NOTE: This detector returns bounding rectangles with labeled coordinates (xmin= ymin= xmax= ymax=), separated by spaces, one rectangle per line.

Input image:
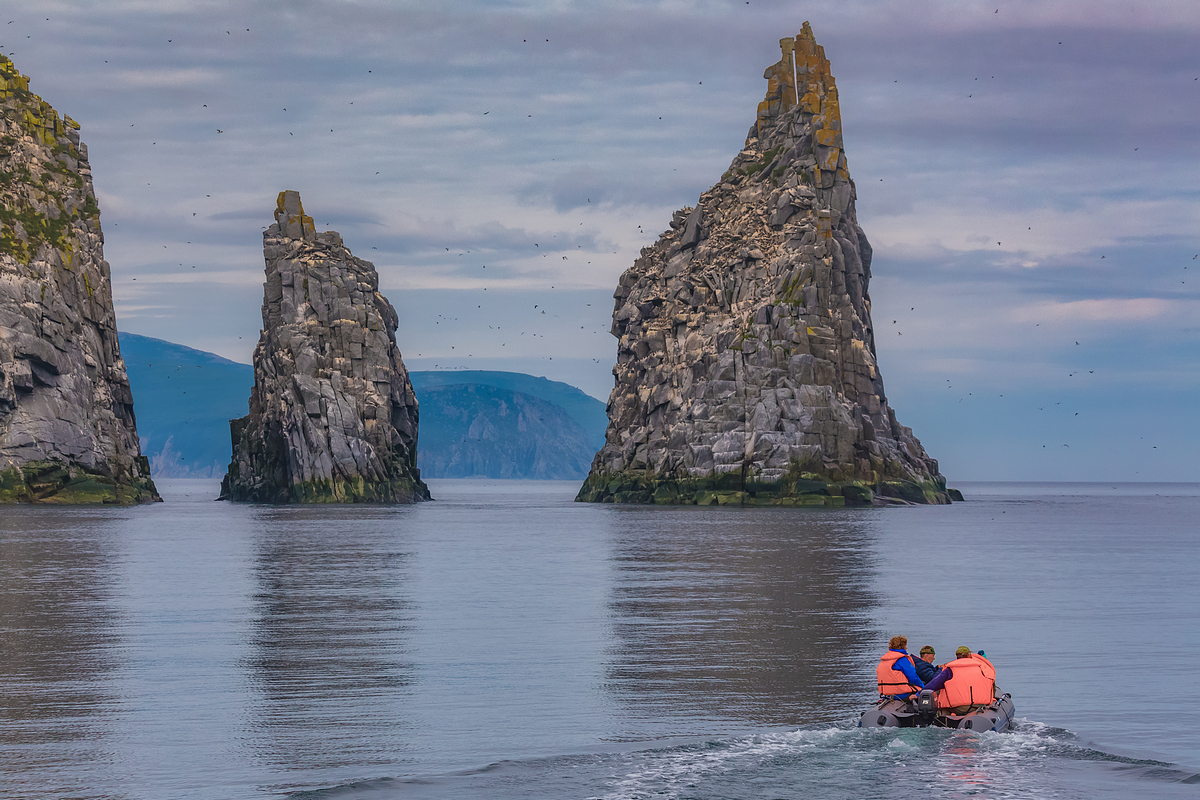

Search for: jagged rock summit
xmin=0 ymin=56 xmax=158 ymax=504
xmin=578 ymin=23 xmax=953 ymax=507
xmin=220 ymin=191 xmax=429 ymax=503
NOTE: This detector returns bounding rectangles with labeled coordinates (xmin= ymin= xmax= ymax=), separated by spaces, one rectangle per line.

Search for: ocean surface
xmin=1 ymin=480 xmax=1197 ymax=799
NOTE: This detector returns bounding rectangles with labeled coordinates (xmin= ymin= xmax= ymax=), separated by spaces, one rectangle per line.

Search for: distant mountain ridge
xmin=408 ymin=370 xmax=607 ymax=451
xmin=118 ymin=333 xmax=607 ymax=481
xmin=119 ymin=333 xmax=254 ymax=478
xmin=415 ymin=384 xmax=595 ymax=479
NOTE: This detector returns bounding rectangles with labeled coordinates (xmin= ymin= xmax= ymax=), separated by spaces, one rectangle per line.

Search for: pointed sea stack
xmin=220 ymin=192 xmax=429 ymax=503
xmin=0 ymin=56 xmax=159 ymax=504
xmin=578 ymin=24 xmax=951 ymax=507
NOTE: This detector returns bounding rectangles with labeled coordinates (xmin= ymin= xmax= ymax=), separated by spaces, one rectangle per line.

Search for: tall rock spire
xmin=577 ymin=24 xmax=952 ymax=507
xmin=0 ymin=56 xmax=159 ymax=504
xmin=219 ymin=191 xmax=430 ymax=504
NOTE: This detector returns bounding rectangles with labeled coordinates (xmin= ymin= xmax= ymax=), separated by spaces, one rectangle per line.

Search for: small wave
xmin=289 ymin=721 xmax=1200 ymax=800
xmin=599 ymin=728 xmax=857 ymax=800
xmin=598 ymin=721 xmax=1200 ymax=800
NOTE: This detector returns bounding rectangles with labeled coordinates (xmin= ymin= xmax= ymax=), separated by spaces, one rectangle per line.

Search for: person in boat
xmin=923 ymin=646 xmax=997 ymax=713
xmin=876 ymin=635 xmax=925 ymax=699
xmin=914 ymin=645 xmax=940 ymax=683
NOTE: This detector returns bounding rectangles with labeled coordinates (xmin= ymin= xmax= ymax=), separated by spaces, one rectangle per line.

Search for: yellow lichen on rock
xmin=757 ymin=20 xmax=845 ymax=161
xmin=275 ymin=190 xmax=315 ymax=240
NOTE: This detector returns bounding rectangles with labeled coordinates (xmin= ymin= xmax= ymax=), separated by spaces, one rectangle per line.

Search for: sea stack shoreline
xmin=0 ymin=55 xmax=159 ymax=504
xmin=578 ymin=23 xmax=955 ymax=507
xmin=219 ymin=191 xmax=429 ymax=504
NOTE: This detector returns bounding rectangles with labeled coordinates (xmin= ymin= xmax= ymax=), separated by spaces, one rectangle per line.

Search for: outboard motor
xmin=915 ymin=689 xmax=936 ymax=715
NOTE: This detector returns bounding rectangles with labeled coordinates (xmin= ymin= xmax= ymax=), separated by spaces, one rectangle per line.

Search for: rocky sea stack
xmin=578 ymin=24 xmax=953 ymax=508
xmin=220 ymin=191 xmax=429 ymax=503
xmin=0 ymin=56 xmax=158 ymax=504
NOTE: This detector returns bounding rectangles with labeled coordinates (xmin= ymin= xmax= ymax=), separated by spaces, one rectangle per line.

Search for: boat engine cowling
xmin=915 ymin=689 xmax=936 ymax=714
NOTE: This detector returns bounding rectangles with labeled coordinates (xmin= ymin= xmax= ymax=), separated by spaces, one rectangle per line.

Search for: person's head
xmin=889 ymin=635 xmax=908 ymax=651
xmin=919 ymin=645 xmax=936 ymax=663
xmin=955 ymin=646 xmax=971 ymax=659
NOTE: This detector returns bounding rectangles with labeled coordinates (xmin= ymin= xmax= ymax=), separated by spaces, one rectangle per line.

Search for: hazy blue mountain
xmin=408 ymin=370 xmax=607 ymax=451
xmin=119 ymin=332 xmax=254 ymax=478
xmin=415 ymin=384 xmax=595 ymax=479
xmin=119 ymin=335 xmax=607 ymax=480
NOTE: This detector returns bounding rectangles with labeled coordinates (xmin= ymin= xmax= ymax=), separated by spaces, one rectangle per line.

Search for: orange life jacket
xmin=876 ymin=650 xmax=920 ymax=697
xmin=933 ymin=653 xmax=996 ymax=709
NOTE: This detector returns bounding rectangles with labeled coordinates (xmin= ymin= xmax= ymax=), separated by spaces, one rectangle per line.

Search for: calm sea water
xmin=1 ymin=479 xmax=1197 ymax=799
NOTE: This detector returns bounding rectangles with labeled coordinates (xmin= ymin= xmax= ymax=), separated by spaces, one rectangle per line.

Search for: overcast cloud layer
xmin=5 ymin=0 xmax=1197 ymax=481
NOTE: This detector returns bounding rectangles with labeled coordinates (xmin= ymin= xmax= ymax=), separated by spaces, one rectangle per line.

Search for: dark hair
xmin=889 ymin=635 xmax=908 ymax=650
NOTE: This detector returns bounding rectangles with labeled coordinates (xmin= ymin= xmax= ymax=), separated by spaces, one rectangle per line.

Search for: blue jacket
xmin=889 ymin=649 xmax=925 ymax=697
xmin=914 ymin=657 xmax=939 ymax=683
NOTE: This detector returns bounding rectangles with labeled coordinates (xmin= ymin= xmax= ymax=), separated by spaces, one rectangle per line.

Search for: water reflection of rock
xmin=244 ymin=507 xmax=417 ymax=773
xmin=604 ymin=509 xmax=879 ymax=727
xmin=0 ymin=509 xmax=124 ymax=795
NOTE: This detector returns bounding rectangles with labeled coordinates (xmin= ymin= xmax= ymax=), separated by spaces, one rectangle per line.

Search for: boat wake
xmin=291 ymin=720 xmax=1200 ymax=800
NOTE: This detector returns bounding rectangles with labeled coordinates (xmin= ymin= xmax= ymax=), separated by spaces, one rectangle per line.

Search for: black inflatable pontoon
xmin=858 ymin=689 xmax=1015 ymax=732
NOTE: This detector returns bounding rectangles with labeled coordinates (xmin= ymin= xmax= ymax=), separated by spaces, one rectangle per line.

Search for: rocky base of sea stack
xmin=0 ymin=457 xmax=160 ymax=504
xmin=219 ymin=416 xmax=429 ymax=504
xmin=577 ymin=465 xmax=959 ymax=507
xmin=218 ymin=473 xmax=427 ymax=504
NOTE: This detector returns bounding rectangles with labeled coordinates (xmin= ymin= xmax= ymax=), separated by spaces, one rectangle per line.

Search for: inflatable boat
xmin=858 ymin=689 xmax=1015 ymax=732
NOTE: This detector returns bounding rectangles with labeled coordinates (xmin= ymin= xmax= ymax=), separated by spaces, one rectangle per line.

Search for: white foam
xmin=596 ymin=720 xmax=1137 ymax=800
xmin=599 ymin=728 xmax=857 ymax=800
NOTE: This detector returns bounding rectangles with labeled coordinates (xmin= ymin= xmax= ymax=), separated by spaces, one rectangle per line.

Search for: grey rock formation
xmin=578 ymin=23 xmax=950 ymax=507
xmin=0 ymin=56 xmax=158 ymax=504
xmin=219 ymin=191 xmax=430 ymax=503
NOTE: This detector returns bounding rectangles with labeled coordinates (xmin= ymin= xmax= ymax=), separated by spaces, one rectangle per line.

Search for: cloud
xmin=864 ymin=197 xmax=1200 ymax=262
xmin=118 ymin=269 xmax=265 ymax=287
xmin=1010 ymin=297 xmax=1195 ymax=324
xmin=112 ymin=66 xmax=220 ymax=88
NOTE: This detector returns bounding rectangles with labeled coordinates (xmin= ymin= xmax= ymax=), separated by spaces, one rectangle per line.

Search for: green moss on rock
xmin=577 ymin=460 xmax=951 ymax=507
xmin=0 ymin=458 xmax=161 ymax=505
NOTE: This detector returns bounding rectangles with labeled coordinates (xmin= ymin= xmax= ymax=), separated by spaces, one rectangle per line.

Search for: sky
xmin=5 ymin=0 xmax=1198 ymax=481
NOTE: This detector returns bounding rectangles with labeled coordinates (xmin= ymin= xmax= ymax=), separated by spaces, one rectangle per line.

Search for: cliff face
xmin=220 ymin=191 xmax=429 ymax=503
xmin=0 ymin=56 xmax=158 ymax=504
xmin=416 ymin=383 xmax=597 ymax=479
xmin=578 ymin=23 xmax=950 ymax=507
